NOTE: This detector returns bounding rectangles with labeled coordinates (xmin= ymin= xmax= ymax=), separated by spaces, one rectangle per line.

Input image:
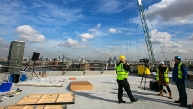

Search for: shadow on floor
xmin=66 ymin=84 xmax=118 ymax=103
xmin=111 ymin=89 xmax=192 ymax=109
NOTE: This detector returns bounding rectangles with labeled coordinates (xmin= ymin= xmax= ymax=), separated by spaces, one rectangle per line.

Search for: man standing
xmin=172 ymin=56 xmax=188 ymax=107
xmin=116 ymin=55 xmax=138 ymax=103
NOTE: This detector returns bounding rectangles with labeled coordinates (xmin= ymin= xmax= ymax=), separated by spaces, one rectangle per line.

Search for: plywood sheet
xmin=58 ymin=93 xmax=74 ymax=98
xmin=17 ymin=98 xmax=40 ymax=105
xmin=25 ymin=94 xmax=43 ymax=99
xmin=41 ymin=94 xmax=59 ymax=98
xmin=16 ymin=93 xmax=74 ymax=105
xmin=44 ymin=105 xmax=67 ymax=109
xmin=37 ymin=98 xmax=57 ymax=104
xmin=22 ymin=105 xmax=45 ymax=109
xmin=0 ymin=105 xmax=25 ymax=109
xmin=0 ymin=105 xmax=67 ymax=109
xmin=56 ymin=97 xmax=74 ymax=103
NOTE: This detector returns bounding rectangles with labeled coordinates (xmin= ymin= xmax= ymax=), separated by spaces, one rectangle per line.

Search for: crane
xmin=137 ymin=0 xmax=155 ymax=64
xmin=137 ymin=0 xmax=157 ymax=90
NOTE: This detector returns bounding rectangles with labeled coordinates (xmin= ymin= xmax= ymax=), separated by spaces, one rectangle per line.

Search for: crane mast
xmin=137 ymin=0 xmax=155 ymax=64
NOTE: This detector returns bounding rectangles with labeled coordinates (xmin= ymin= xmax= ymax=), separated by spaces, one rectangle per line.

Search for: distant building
xmin=108 ymin=57 xmax=112 ymax=64
xmin=7 ymin=40 xmax=25 ymax=72
xmin=113 ymin=56 xmax=117 ymax=64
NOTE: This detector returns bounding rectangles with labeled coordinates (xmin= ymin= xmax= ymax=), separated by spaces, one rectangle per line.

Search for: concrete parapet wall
xmin=44 ymin=70 xmax=116 ymax=76
xmin=0 ymin=70 xmax=117 ymax=80
xmin=0 ymin=73 xmax=9 ymax=81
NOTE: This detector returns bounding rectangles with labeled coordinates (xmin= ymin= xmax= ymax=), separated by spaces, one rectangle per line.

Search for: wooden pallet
xmin=0 ymin=105 xmax=67 ymax=109
xmin=15 ymin=93 xmax=75 ymax=105
xmin=70 ymin=81 xmax=93 ymax=90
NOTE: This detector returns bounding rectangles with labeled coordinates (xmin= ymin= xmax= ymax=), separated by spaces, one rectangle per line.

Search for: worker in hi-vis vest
xmin=172 ymin=56 xmax=187 ymax=107
xmin=156 ymin=61 xmax=172 ymax=99
xmin=116 ymin=55 xmax=138 ymax=103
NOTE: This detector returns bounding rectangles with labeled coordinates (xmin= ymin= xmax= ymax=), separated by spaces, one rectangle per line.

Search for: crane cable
xmin=125 ymin=0 xmax=132 ymax=61
xmin=144 ymin=10 xmax=168 ymax=62
xmin=125 ymin=0 xmax=129 ymax=60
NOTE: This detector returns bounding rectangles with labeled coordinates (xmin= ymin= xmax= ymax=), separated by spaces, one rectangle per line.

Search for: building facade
xmin=7 ymin=40 xmax=25 ymax=72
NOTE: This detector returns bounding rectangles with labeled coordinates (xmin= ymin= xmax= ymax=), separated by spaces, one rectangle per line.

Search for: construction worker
xmin=116 ymin=55 xmax=138 ymax=103
xmin=156 ymin=61 xmax=172 ymax=99
xmin=188 ymin=61 xmax=192 ymax=68
xmin=172 ymin=56 xmax=187 ymax=107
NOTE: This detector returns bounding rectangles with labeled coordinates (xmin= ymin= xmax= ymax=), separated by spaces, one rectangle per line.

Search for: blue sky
xmin=0 ymin=0 xmax=193 ymax=61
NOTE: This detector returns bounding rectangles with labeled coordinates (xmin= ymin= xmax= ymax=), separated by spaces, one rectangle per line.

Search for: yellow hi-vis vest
xmin=116 ymin=63 xmax=128 ymax=80
xmin=178 ymin=62 xmax=183 ymax=79
xmin=156 ymin=68 xmax=169 ymax=82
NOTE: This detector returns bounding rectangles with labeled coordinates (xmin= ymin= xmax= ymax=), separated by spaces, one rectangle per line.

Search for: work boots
xmin=168 ymin=92 xmax=172 ymax=99
xmin=118 ymin=100 xmax=126 ymax=104
xmin=131 ymin=98 xmax=138 ymax=102
xmin=157 ymin=90 xmax=163 ymax=96
xmin=130 ymin=97 xmax=138 ymax=102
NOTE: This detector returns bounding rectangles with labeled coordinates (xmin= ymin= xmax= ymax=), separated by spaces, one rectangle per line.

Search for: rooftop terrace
xmin=0 ymin=72 xmax=193 ymax=109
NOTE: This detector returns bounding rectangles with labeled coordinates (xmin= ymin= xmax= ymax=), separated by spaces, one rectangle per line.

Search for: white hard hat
xmin=160 ymin=61 xmax=164 ymax=64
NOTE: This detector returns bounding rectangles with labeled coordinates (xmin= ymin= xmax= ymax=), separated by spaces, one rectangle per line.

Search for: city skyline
xmin=0 ymin=0 xmax=193 ymax=61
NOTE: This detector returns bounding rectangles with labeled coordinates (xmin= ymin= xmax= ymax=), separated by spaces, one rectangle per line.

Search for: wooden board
xmin=0 ymin=105 xmax=25 ymax=109
xmin=17 ymin=98 xmax=40 ymax=105
xmin=0 ymin=105 xmax=67 ymax=109
xmin=69 ymin=77 xmax=76 ymax=80
xmin=70 ymin=81 xmax=93 ymax=90
xmin=16 ymin=82 xmax=63 ymax=87
xmin=16 ymin=93 xmax=74 ymax=105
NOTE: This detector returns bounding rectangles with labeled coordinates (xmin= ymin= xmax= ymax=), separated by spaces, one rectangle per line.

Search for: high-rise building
xmin=7 ymin=40 xmax=25 ymax=72
xmin=113 ymin=56 xmax=117 ymax=64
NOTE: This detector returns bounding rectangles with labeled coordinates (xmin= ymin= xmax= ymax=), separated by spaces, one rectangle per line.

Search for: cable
xmin=125 ymin=0 xmax=129 ymax=60
xmin=144 ymin=10 xmax=168 ymax=62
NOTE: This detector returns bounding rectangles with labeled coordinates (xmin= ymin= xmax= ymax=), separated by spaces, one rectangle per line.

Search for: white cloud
xmin=95 ymin=0 xmax=123 ymax=14
xmin=179 ymin=41 xmax=187 ymax=44
xmin=189 ymin=34 xmax=193 ymax=40
xmin=109 ymin=28 xmax=118 ymax=34
xmin=100 ymin=50 xmax=110 ymax=54
xmin=149 ymin=29 xmax=186 ymax=49
xmin=87 ymin=24 xmax=108 ymax=37
xmin=189 ymin=49 xmax=193 ymax=52
xmin=0 ymin=38 xmax=9 ymax=48
xmin=81 ymin=38 xmax=87 ymax=42
xmin=174 ymin=49 xmax=189 ymax=54
xmin=150 ymin=29 xmax=171 ymax=44
xmin=147 ymin=0 xmax=193 ymax=24
xmin=80 ymin=33 xmax=94 ymax=39
xmin=111 ymin=46 xmax=119 ymax=50
xmin=0 ymin=1 xmax=83 ymax=26
xmin=88 ymin=28 xmax=101 ymax=36
xmin=57 ymin=38 xmax=85 ymax=49
xmin=97 ymin=23 xmax=101 ymax=28
xmin=163 ymin=42 xmax=183 ymax=48
xmin=15 ymin=25 xmax=45 ymax=42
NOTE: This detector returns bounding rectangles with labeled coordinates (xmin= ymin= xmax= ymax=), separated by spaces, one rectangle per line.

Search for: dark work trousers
xmin=159 ymin=85 xmax=171 ymax=92
xmin=116 ymin=78 xmax=135 ymax=101
xmin=176 ymin=82 xmax=187 ymax=105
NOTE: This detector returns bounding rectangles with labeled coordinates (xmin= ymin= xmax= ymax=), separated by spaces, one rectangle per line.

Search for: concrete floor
xmin=0 ymin=74 xmax=193 ymax=109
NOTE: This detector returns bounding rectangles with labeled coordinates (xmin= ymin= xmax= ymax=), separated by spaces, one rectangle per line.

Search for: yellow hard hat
xmin=119 ymin=55 xmax=126 ymax=60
